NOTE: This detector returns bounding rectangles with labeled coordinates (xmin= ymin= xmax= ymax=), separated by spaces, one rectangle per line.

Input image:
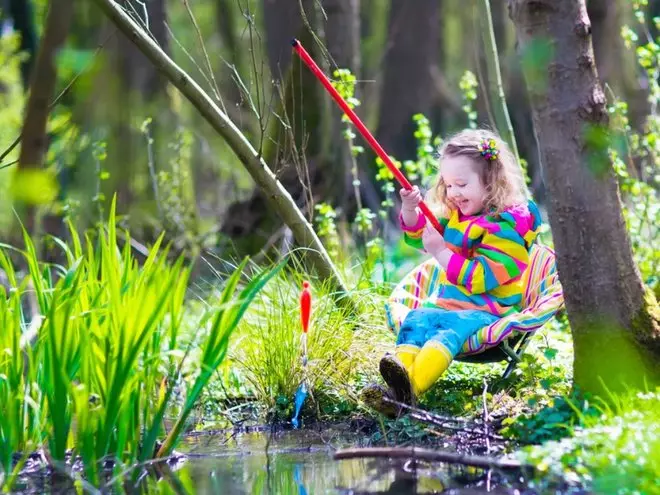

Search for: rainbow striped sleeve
xmin=400 ymin=212 xmax=447 ymax=250
xmin=446 ymin=221 xmax=529 ymax=294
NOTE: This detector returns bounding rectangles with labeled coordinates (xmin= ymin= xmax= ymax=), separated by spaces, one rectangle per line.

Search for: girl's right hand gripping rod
xmin=291 ymin=38 xmax=443 ymax=233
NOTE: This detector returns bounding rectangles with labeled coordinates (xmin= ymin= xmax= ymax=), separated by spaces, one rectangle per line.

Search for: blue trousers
xmin=396 ymin=307 xmax=499 ymax=358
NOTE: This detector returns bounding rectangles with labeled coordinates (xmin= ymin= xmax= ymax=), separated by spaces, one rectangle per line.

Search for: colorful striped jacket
xmin=401 ymin=201 xmax=542 ymax=317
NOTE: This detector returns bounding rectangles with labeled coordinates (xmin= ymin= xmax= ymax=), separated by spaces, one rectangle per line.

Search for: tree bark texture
xmin=509 ymin=0 xmax=660 ymax=394
xmin=375 ymin=0 xmax=440 ymax=162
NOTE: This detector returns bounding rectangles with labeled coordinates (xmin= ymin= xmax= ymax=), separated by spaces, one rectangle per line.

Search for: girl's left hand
xmin=422 ymin=225 xmax=446 ymax=256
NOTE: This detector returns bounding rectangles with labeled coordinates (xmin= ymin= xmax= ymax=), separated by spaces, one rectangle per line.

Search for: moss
xmin=631 ymin=286 xmax=660 ymax=352
xmin=629 ymin=287 xmax=660 ymax=386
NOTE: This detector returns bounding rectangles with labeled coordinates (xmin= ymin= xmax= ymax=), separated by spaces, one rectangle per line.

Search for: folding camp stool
xmin=385 ymin=243 xmax=564 ymax=380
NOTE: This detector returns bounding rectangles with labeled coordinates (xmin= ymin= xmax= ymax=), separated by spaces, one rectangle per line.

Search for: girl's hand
xmin=400 ymin=186 xmax=422 ymax=212
xmin=422 ymin=225 xmax=446 ymax=257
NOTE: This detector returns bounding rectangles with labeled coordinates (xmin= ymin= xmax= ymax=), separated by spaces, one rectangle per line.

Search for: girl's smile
xmin=440 ymin=155 xmax=487 ymax=216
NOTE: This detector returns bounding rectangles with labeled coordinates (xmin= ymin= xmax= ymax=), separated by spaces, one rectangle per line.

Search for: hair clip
xmin=479 ymin=138 xmax=499 ymax=161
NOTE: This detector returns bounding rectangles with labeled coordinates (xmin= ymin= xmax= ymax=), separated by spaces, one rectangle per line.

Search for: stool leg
xmin=501 ymin=332 xmax=535 ymax=380
xmin=502 ymin=359 xmax=517 ymax=380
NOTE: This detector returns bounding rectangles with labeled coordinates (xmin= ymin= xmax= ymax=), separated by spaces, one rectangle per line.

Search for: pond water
xmin=11 ymin=426 xmax=535 ymax=494
xmin=144 ymin=426 xmax=531 ymax=494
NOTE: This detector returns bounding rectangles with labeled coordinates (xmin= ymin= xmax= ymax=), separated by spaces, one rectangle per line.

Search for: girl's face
xmin=440 ymin=155 xmax=487 ymax=216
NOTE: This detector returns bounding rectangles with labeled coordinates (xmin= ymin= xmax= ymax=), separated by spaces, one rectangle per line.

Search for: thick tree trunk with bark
xmin=375 ymin=0 xmax=440 ymax=162
xmin=508 ymin=0 xmax=660 ymax=396
xmin=19 ymin=3 xmax=71 ymax=171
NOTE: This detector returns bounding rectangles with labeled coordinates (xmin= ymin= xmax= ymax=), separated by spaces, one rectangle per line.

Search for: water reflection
xmin=10 ymin=427 xmax=528 ymax=494
xmin=137 ymin=428 xmax=519 ymax=494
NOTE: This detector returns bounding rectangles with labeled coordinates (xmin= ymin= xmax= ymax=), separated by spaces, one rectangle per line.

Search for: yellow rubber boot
xmin=410 ymin=342 xmax=452 ymax=396
xmin=395 ymin=344 xmax=420 ymax=373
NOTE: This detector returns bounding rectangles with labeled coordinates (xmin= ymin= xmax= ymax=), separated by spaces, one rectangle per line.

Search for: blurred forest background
xmin=0 ymin=0 xmax=654 ymax=266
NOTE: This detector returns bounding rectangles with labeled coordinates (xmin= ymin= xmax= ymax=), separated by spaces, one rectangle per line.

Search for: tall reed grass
xmin=0 ymin=200 xmax=282 ymax=488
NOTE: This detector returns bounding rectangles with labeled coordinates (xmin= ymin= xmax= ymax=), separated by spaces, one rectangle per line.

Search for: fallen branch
xmin=90 ymin=0 xmax=354 ymax=312
xmin=333 ymin=447 xmax=527 ymax=471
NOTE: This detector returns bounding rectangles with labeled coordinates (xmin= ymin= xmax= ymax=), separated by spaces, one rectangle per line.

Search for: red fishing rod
xmin=291 ymin=38 xmax=442 ymax=233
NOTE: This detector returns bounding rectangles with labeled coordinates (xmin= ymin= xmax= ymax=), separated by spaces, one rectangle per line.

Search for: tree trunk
xmin=587 ymin=0 xmax=646 ymax=132
xmin=322 ymin=0 xmax=363 ymax=216
xmin=587 ymin=0 xmax=617 ymax=87
xmin=375 ymin=0 xmax=440 ymax=162
xmin=122 ymin=0 xmax=170 ymax=98
xmin=358 ymin=0 xmax=389 ymax=121
xmin=17 ymin=0 xmax=73 ymax=234
xmin=263 ymin=0 xmax=306 ymax=79
xmin=99 ymin=0 xmax=174 ymax=220
xmin=508 ymin=0 xmax=660 ymax=396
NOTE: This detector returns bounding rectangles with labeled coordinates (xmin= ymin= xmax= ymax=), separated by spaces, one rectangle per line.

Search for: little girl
xmin=363 ymin=128 xmax=542 ymax=415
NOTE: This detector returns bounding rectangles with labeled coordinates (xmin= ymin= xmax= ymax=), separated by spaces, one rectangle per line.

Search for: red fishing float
xmin=292 ymin=281 xmax=312 ymax=428
xmin=300 ymin=281 xmax=311 ymax=334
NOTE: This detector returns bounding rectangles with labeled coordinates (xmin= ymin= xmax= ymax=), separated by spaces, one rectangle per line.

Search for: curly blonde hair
xmin=428 ymin=128 xmax=529 ymax=217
